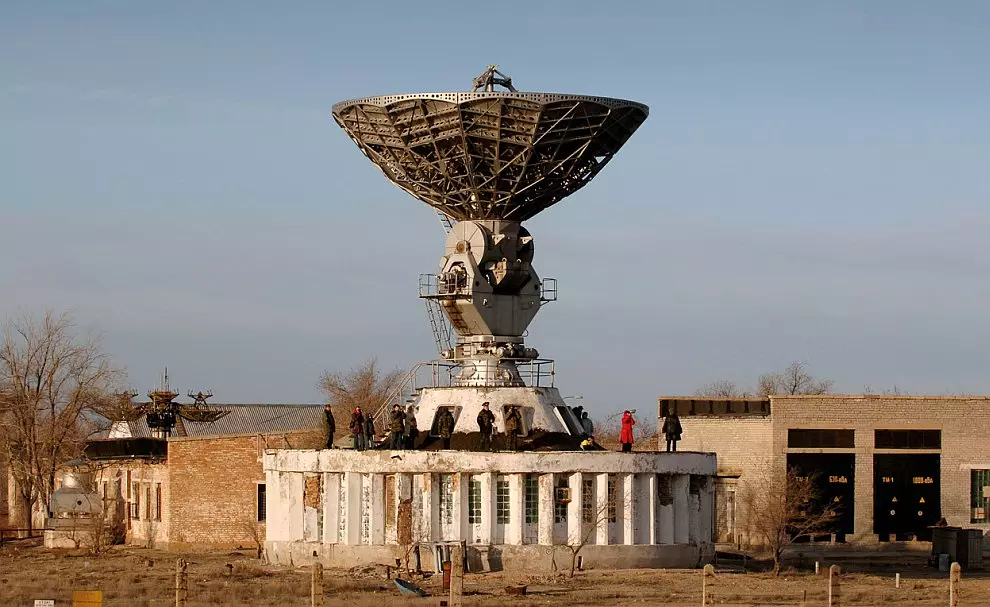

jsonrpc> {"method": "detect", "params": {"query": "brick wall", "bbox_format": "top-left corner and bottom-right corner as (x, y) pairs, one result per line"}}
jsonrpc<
(92, 461), (169, 547)
(167, 430), (323, 549)
(771, 395), (990, 542)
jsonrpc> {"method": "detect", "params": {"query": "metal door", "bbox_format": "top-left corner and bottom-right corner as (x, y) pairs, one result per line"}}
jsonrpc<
(873, 454), (940, 540)
(786, 453), (856, 536)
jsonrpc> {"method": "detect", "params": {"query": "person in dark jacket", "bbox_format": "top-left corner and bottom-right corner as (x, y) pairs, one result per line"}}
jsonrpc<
(323, 404), (336, 449)
(662, 412), (682, 452)
(620, 410), (636, 452)
(389, 404), (406, 450)
(437, 408), (455, 449)
(504, 405), (522, 451)
(363, 413), (376, 450)
(477, 402), (495, 451)
(350, 407), (365, 451)
(404, 405), (419, 449)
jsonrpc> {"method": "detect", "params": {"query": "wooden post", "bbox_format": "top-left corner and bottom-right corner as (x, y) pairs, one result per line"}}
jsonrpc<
(815, 561), (820, 575)
(311, 562), (325, 607)
(701, 564), (715, 606)
(949, 562), (961, 607)
(828, 564), (841, 607)
(175, 558), (187, 607)
(449, 544), (464, 607)
(895, 573), (900, 589)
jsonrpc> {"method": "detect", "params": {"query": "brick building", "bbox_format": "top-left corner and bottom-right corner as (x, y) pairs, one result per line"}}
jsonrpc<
(82, 404), (326, 550)
(661, 395), (990, 545)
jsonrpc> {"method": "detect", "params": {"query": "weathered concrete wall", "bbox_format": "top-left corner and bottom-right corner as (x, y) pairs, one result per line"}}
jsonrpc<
(92, 461), (169, 547)
(265, 449), (716, 571)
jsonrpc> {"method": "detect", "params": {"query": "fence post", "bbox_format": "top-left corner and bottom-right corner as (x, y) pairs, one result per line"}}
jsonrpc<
(828, 564), (841, 607)
(702, 564), (715, 606)
(949, 562), (961, 607)
(175, 558), (187, 607)
(311, 561), (325, 607)
(449, 543), (464, 607)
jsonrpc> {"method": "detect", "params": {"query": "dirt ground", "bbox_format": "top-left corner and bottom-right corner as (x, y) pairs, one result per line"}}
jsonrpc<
(0, 539), (987, 606)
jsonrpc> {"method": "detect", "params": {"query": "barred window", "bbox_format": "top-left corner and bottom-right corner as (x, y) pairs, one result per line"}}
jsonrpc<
(496, 480), (510, 525)
(607, 476), (617, 523)
(130, 482), (140, 519)
(468, 479), (481, 524)
(524, 475), (539, 524)
(554, 477), (569, 524)
(439, 474), (454, 527)
(582, 479), (595, 523)
(257, 483), (267, 522)
(972, 470), (990, 523)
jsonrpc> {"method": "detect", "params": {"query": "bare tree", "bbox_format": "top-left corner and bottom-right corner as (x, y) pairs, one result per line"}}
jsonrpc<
(758, 361), (832, 397)
(695, 380), (748, 398)
(317, 358), (404, 425)
(566, 497), (614, 578)
(696, 361), (832, 399)
(738, 459), (838, 575)
(0, 311), (120, 533)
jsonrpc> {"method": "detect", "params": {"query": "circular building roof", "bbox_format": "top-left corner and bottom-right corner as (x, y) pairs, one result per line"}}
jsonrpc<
(332, 84), (648, 222)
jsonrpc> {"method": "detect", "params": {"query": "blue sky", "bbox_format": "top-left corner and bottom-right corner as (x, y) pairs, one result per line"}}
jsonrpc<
(3, 1), (989, 412)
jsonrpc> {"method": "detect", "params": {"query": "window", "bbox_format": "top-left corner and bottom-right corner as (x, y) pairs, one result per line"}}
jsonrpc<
(154, 484), (162, 521)
(582, 479), (595, 523)
(554, 478), (569, 524)
(524, 475), (539, 524)
(130, 482), (140, 519)
(607, 476), (617, 523)
(972, 470), (990, 523)
(439, 474), (454, 527)
(468, 479), (481, 524)
(257, 483), (267, 522)
(496, 480), (510, 525)
(788, 429), (855, 448)
(145, 485), (152, 520)
(875, 429), (941, 449)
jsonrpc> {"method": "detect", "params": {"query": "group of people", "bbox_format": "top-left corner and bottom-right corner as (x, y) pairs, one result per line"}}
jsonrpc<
(323, 400), (683, 453)
(475, 401), (523, 451)
(322, 403), (420, 450)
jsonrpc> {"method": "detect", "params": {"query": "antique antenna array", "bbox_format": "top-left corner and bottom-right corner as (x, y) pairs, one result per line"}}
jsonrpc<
(140, 368), (228, 437)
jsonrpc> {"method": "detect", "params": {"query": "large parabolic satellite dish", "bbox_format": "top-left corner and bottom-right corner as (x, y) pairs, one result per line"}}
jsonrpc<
(332, 67), (648, 222)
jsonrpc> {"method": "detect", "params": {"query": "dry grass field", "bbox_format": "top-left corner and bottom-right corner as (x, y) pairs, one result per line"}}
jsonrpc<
(0, 539), (987, 606)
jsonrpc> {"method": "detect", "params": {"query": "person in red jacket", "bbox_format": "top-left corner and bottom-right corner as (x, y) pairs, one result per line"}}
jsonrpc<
(620, 410), (636, 452)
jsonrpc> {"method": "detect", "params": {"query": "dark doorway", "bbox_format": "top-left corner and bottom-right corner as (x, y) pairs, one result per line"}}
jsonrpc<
(786, 453), (855, 540)
(873, 454), (941, 541)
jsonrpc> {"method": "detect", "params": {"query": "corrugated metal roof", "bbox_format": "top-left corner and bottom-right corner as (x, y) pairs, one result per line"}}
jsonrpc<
(100, 404), (325, 439)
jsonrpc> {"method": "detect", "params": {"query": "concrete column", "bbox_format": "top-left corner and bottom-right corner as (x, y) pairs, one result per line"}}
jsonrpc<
(265, 469), (284, 542)
(507, 474), (525, 545)
(622, 474), (636, 545)
(281, 472), (305, 541)
(659, 475), (675, 544)
(648, 474), (658, 545)
(566, 472), (583, 547)
(478, 472), (494, 545)
(538, 474), (555, 545)
(699, 479), (713, 545)
(423, 473), (438, 542)
(344, 472), (363, 545)
(411, 474), (425, 544)
(595, 473), (610, 546)
(322, 473), (341, 544)
(451, 473), (465, 542)
(672, 474), (690, 545)
(370, 474), (385, 545)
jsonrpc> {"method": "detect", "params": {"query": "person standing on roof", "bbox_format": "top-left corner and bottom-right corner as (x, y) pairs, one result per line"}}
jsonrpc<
(580, 411), (594, 438)
(350, 407), (365, 451)
(504, 405), (522, 451)
(477, 402), (495, 451)
(324, 404), (336, 450)
(662, 411), (682, 452)
(404, 405), (419, 449)
(437, 408), (455, 449)
(363, 412), (376, 450)
(389, 404), (406, 450)
(620, 410), (636, 452)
